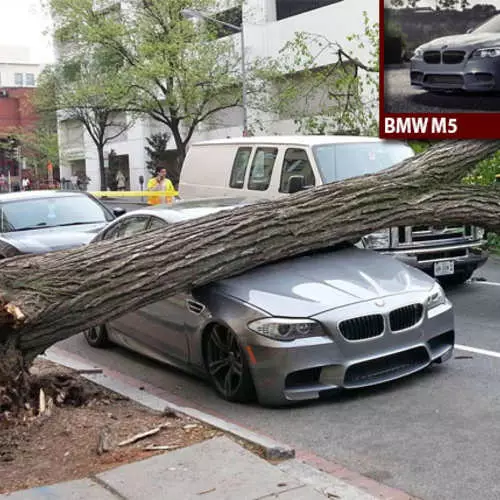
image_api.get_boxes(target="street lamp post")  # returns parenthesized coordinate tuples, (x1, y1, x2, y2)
(181, 8, 248, 136)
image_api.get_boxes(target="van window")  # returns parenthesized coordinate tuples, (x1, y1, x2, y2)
(248, 147, 278, 191)
(314, 142, 414, 183)
(279, 148, 316, 193)
(229, 147, 252, 188)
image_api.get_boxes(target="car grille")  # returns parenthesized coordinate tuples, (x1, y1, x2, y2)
(423, 74, 464, 87)
(389, 304, 423, 332)
(344, 347, 430, 387)
(442, 50, 465, 64)
(423, 50, 441, 63)
(397, 225, 473, 245)
(338, 315, 384, 341)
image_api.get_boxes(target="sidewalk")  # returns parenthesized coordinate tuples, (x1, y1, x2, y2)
(0, 436, 376, 500)
(0, 348, 415, 500)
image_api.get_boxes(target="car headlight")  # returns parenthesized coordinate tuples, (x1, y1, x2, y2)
(362, 229, 391, 249)
(247, 318, 325, 341)
(413, 47, 424, 59)
(427, 283, 447, 310)
(472, 47, 500, 58)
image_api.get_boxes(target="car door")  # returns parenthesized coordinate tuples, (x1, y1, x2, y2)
(124, 215, 190, 363)
(103, 216, 152, 341)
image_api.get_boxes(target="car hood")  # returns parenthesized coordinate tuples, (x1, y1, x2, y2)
(215, 248, 436, 317)
(0, 222, 106, 254)
(421, 32, 500, 51)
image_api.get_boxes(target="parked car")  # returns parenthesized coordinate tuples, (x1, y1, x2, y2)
(410, 13, 500, 92)
(178, 136, 487, 284)
(0, 190, 126, 258)
(84, 198, 455, 406)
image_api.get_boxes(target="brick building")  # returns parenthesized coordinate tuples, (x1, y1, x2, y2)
(0, 46, 43, 178)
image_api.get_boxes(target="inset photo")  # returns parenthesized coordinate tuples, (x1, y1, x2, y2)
(383, 0, 500, 114)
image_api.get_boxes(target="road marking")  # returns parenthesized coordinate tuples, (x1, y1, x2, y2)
(455, 344, 500, 359)
(470, 280, 500, 287)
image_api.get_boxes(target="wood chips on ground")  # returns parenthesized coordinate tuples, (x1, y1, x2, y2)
(0, 359, 221, 494)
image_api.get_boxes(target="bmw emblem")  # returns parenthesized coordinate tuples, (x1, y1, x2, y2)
(375, 299, 385, 307)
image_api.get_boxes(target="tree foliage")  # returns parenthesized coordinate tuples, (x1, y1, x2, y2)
(145, 133, 171, 177)
(144, 131, 183, 185)
(259, 11, 378, 136)
(48, 0, 248, 164)
(35, 49, 134, 190)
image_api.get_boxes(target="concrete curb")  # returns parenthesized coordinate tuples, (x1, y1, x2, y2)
(43, 347, 295, 461)
(44, 346, 419, 499)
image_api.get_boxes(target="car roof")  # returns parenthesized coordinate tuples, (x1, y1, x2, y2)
(115, 197, 258, 223)
(191, 135, 391, 148)
(0, 190, 90, 202)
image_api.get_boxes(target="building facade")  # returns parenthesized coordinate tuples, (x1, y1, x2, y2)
(0, 46, 44, 179)
(57, 0, 377, 191)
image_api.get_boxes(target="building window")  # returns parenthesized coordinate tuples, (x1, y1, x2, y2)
(25, 73, 35, 86)
(14, 73, 23, 86)
(276, 0, 344, 20)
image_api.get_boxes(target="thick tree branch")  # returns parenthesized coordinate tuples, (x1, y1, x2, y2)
(0, 140, 499, 362)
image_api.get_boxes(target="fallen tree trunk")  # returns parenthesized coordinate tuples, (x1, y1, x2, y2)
(1, 139, 500, 407)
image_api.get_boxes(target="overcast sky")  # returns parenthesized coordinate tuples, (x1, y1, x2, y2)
(0, 0, 54, 63)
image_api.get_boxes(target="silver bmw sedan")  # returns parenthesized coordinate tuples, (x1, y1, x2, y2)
(84, 198, 455, 406)
(410, 13, 500, 92)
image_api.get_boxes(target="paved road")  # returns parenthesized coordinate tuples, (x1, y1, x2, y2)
(57, 258, 500, 500)
(384, 67, 500, 113)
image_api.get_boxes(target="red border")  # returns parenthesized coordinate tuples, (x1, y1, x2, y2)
(379, 0, 385, 137)
(379, 3, 500, 139)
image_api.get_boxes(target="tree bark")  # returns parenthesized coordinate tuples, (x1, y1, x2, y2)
(1, 139, 500, 407)
(97, 146, 106, 191)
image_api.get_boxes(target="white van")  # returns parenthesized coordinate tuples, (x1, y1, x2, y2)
(179, 136, 414, 200)
(179, 135, 487, 284)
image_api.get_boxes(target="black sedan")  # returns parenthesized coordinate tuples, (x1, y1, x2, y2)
(0, 190, 125, 258)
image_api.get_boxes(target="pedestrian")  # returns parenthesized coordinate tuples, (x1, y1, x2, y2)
(116, 170, 126, 191)
(147, 167, 175, 205)
(21, 176, 30, 191)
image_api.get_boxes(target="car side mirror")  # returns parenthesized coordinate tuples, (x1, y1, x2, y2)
(112, 207, 127, 217)
(287, 175, 306, 194)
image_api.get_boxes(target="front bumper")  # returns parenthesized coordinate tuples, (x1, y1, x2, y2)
(246, 294, 454, 406)
(410, 56, 500, 91)
(379, 242, 488, 277)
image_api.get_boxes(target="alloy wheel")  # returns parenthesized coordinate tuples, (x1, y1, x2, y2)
(206, 324, 245, 399)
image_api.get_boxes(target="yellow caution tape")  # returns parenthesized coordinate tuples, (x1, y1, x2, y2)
(90, 190, 179, 198)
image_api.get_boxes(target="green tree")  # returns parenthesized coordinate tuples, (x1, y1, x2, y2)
(145, 133, 171, 177)
(48, 0, 248, 165)
(390, 0, 421, 7)
(144, 131, 182, 185)
(259, 11, 379, 136)
(36, 57, 134, 190)
(436, 0, 459, 9)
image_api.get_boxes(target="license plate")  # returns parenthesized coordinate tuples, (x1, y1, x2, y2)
(434, 260, 454, 276)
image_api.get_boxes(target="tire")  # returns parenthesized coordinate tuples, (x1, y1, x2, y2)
(84, 324, 110, 348)
(204, 324, 256, 403)
(438, 269, 474, 286)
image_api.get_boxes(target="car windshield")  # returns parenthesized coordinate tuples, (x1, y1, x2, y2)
(0, 195, 112, 232)
(472, 14, 500, 33)
(313, 142, 414, 183)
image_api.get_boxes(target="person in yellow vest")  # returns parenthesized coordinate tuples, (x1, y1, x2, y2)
(147, 167, 175, 205)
